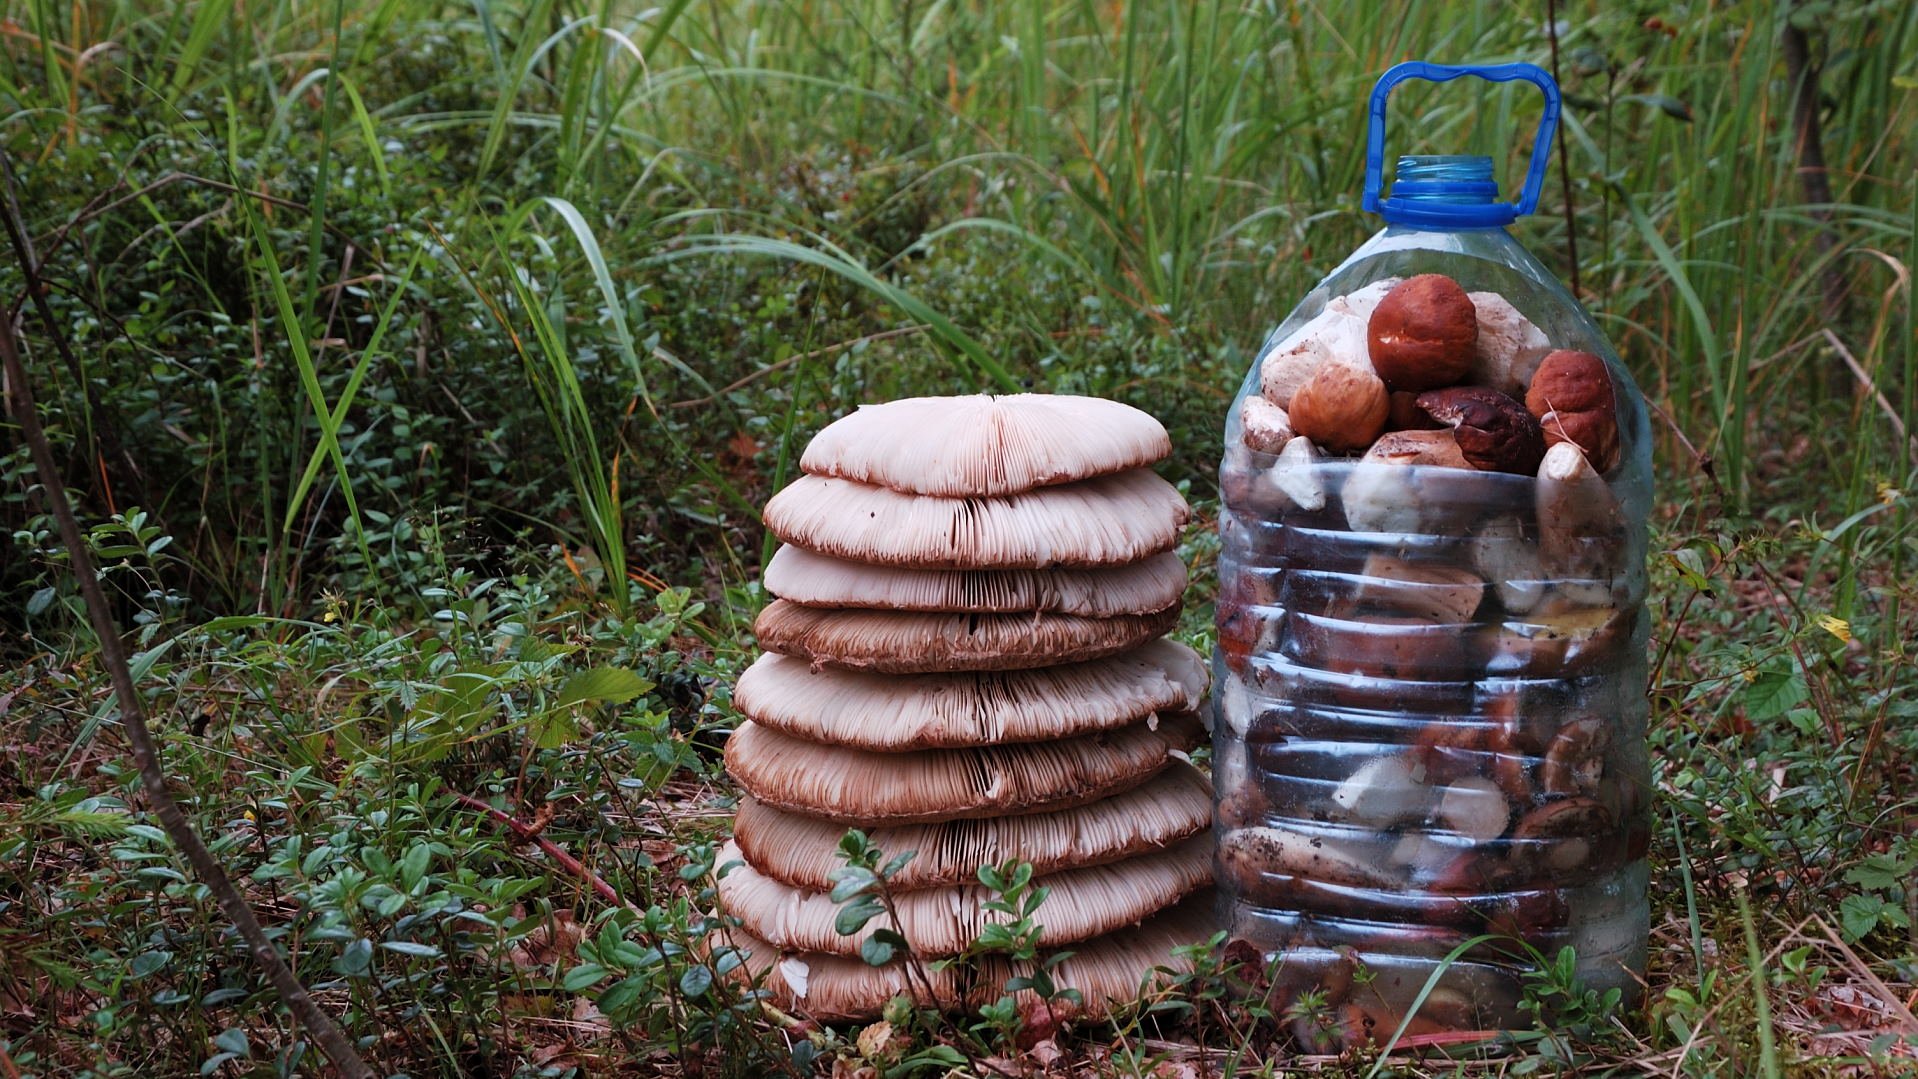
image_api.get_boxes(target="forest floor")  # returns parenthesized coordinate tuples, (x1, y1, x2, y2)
(3, 0, 1917, 1075)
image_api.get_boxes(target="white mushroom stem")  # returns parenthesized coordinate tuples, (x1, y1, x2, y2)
(1239, 394, 1295, 454)
(1328, 277, 1405, 322)
(1390, 833, 1460, 878)
(1341, 430, 1469, 534)
(1436, 777, 1513, 844)
(1329, 756, 1433, 828)
(1218, 826, 1402, 890)
(1471, 516, 1550, 615)
(1537, 441, 1626, 576)
(1466, 291, 1553, 396)
(1219, 672, 1255, 739)
(1265, 436, 1326, 511)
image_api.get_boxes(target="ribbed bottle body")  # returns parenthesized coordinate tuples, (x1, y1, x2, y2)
(1214, 225, 1652, 1038)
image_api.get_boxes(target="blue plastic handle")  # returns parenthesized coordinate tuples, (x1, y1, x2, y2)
(1361, 61, 1561, 225)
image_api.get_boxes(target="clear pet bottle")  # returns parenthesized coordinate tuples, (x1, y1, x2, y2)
(1213, 62, 1652, 1045)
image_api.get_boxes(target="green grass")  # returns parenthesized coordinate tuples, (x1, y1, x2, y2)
(2, 0, 1916, 1075)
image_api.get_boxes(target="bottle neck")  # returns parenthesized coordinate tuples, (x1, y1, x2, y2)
(1379, 154, 1512, 229)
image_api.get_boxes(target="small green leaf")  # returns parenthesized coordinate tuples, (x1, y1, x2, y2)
(880, 849, 919, 879)
(213, 1027, 249, 1056)
(380, 941, 442, 958)
(562, 963, 608, 991)
(399, 842, 432, 890)
(834, 896, 883, 936)
(829, 867, 877, 903)
(862, 930, 904, 967)
(129, 950, 172, 978)
(678, 965, 713, 997)
(1840, 894, 1887, 940)
(334, 938, 373, 977)
(599, 975, 645, 1015)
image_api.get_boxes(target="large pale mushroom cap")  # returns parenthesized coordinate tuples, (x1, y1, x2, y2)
(723, 715, 1203, 825)
(726, 895, 1213, 1022)
(734, 762, 1213, 891)
(734, 639, 1206, 749)
(753, 599, 1179, 674)
(763, 545, 1188, 617)
(763, 470, 1189, 569)
(799, 394, 1170, 497)
(717, 834, 1210, 957)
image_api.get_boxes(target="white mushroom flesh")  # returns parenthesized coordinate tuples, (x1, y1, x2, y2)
(1329, 756, 1433, 828)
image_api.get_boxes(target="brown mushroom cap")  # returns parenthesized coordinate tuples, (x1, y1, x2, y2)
(733, 763, 1213, 892)
(1287, 362, 1389, 454)
(1414, 386, 1546, 474)
(726, 896, 1213, 1022)
(764, 470, 1190, 569)
(798, 394, 1170, 497)
(734, 639, 1206, 750)
(1367, 274, 1479, 391)
(762, 545, 1188, 617)
(1259, 309, 1372, 409)
(723, 715, 1204, 826)
(753, 599, 1180, 673)
(1525, 350, 1621, 472)
(717, 834, 1211, 958)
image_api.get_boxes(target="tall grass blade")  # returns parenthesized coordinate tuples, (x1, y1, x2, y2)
(646, 234, 1019, 392)
(284, 247, 425, 532)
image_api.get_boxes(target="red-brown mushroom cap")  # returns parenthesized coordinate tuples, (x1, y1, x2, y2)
(1367, 274, 1479, 391)
(726, 896, 1214, 1022)
(734, 638, 1205, 749)
(1525, 350, 1621, 472)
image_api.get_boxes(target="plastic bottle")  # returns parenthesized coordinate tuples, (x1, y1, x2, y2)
(1213, 62, 1651, 1044)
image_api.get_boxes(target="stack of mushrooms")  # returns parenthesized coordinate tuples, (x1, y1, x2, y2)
(723, 395, 1214, 1022)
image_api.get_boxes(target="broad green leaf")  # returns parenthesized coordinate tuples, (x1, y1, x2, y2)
(1743, 664, 1809, 721)
(556, 668, 653, 709)
(1845, 854, 1909, 891)
(562, 963, 608, 991)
